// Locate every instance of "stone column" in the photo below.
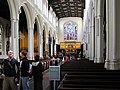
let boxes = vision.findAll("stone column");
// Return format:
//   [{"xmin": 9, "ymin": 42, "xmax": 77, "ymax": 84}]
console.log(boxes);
[
  {"xmin": 38, "ymin": 32, "xmax": 43, "ymax": 58},
  {"xmin": 51, "ymin": 37, "xmax": 53, "ymax": 57},
  {"xmin": 2, "ymin": 25, "xmax": 6, "ymax": 55},
  {"xmin": 89, "ymin": 25, "xmax": 94, "ymax": 60},
  {"xmin": 94, "ymin": 16, "xmax": 98, "ymax": 62},
  {"xmin": 89, "ymin": 7, "xmax": 94, "ymax": 61},
  {"xmin": 86, "ymin": 22, "xmax": 89, "ymax": 59},
  {"xmin": 54, "ymin": 38, "xmax": 57, "ymax": 56},
  {"xmin": 88, "ymin": 27, "xmax": 92, "ymax": 60},
  {"xmin": 115, "ymin": 0, "xmax": 120, "ymax": 69},
  {"xmin": 46, "ymin": 34, "xmax": 48, "ymax": 52},
  {"xmin": 86, "ymin": 31, "xmax": 89, "ymax": 59},
  {"xmin": 88, "ymin": 29, "xmax": 92, "ymax": 60},
  {"xmin": 52, "ymin": 37, "xmax": 54, "ymax": 56},
  {"xmin": 94, "ymin": 0, "xmax": 104, "ymax": 63},
  {"xmin": 105, "ymin": 0, "xmax": 109, "ymax": 69},
  {"xmin": 95, "ymin": 16, "xmax": 104, "ymax": 63},
  {"xmin": 84, "ymin": 16, "xmax": 89, "ymax": 59},
  {"xmin": 94, "ymin": 0, "xmax": 98, "ymax": 63},
  {"xmin": 11, "ymin": 19, "xmax": 19, "ymax": 60},
  {"xmin": 28, "ymin": 27, "xmax": 34, "ymax": 60},
  {"xmin": 91, "ymin": 9, "xmax": 95, "ymax": 60},
  {"xmin": 105, "ymin": 0, "xmax": 120, "ymax": 70}
]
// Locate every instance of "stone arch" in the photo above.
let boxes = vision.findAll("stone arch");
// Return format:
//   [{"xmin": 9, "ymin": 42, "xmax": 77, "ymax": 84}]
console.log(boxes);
[
  {"xmin": 43, "ymin": 23, "xmax": 49, "ymax": 36},
  {"xmin": 34, "ymin": 18, "xmax": 39, "ymax": 32},
  {"xmin": 34, "ymin": 15, "xmax": 43, "ymax": 33},
  {"xmin": 7, "ymin": 0, "xmax": 17, "ymax": 19},
  {"xmin": 34, "ymin": 15, "xmax": 43, "ymax": 55},
  {"xmin": 54, "ymin": 30, "xmax": 57, "ymax": 39},
  {"xmin": 33, "ymin": 18, "xmax": 38, "ymax": 53},
  {"xmin": 0, "ymin": 0, "xmax": 15, "ymax": 56},
  {"xmin": 43, "ymin": 23, "xmax": 49, "ymax": 44},
  {"xmin": 53, "ymin": 29, "xmax": 57, "ymax": 45},
  {"xmin": 33, "ymin": 15, "xmax": 43, "ymax": 52},
  {"xmin": 42, "ymin": 23, "xmax": 47, "ymax": 53},
  {"xmin": 19, "ymin": 2, "xmax": 33, "ymax": 29}
]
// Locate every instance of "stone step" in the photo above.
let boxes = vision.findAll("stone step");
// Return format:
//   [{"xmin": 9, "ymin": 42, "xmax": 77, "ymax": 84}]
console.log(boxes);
[
  {"xmin": 62, "ymin": 80, "xmax": 120, "ymax": 85},
  {"xmin": 65, "ymin": 75, "xmax": 120, "ymax": 80},
  {"xmin": 58, "ymin": 87, "xmax": 120, "ymax": 90},
  {"xmin": 62, "ymin": 71, "xmax": 120, "ymax": 75},
  {"xmin": 62, "ymin": 84, "xmax": 120, "ymax": 89}
]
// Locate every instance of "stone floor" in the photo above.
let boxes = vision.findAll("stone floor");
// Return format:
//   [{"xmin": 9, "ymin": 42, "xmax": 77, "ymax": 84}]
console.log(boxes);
[{"xmin": 29, "ymin": 69, "xmax": 50, "ymax": 90}]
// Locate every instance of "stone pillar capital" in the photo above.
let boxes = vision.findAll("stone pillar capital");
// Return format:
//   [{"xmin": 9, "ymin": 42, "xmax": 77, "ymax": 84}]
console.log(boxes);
[{"xmin": 10, "ymin": 18, "xmax": 19, "ymax": 22}]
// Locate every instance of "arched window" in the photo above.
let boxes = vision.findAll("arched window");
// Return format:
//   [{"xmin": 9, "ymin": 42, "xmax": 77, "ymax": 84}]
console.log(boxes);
[{"xmin": 64, "ymin": 21, "xmax": 77, "ymax": 40}]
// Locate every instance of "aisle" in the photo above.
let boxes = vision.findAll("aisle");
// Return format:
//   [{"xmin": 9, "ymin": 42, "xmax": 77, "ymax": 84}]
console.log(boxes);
[{"xmin": 29, "ymin": 69, "xmax": 50, "ymax": 90}]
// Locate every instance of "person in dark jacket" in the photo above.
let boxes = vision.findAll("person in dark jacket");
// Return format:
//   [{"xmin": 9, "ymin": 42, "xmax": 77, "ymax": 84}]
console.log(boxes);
[
  {"xmin": 2, "ymin": 50, "xmax": 19, "ymax": 90},
  {"xmin": 19, "ymin": 50, "xmax": 30, "ymax": 90},
  {"xmin": 32, "ymin": 55, "xmax": 43, "ymax": 90}
]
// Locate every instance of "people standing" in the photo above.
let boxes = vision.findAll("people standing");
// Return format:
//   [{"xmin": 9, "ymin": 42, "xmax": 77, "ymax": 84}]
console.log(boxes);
[
  {"xmin": 65, "ymin": 54, "xmax": 69, "ymax": 61},
  {"xmin": 19, "ymin": 50, "xmax": 30, "ymax": 90},
  {"xmin": 32, "ymin": 55, "xmax": 43, "ymax": 90},
  {"xmin": 2, "ymin": 50, "xmax": 19, "ymax": 90}
]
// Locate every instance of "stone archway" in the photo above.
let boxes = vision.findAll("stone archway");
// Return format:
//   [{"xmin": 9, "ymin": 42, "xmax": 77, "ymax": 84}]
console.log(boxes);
[
  {"xmin": 52, "ymin": 31, "xmax": 56, "ymax": 56},
  {"xmin": 43, "ymin": 26, "xmax": 46, "ymax": 56},
  {"xmin": 0, "ymin": 0, "xmax": 10, "ymax": 56},
  {"xmin": 19, "ymin": 7, "xmax": 28, "ymax": 52},
  {"xmin": 34, "ymin": 19, "xmax": 39, "ymax": 56},
  {"xmin": 48, "ymin": 30, "xmax": 52, "ymax": 57},
  {"xmin": 19, "ymin": 3, "xmax": 34, "ymax": 60},
  {"xmin": 35, "ymin": 15, "xmax": 43, "ymax": 58}
]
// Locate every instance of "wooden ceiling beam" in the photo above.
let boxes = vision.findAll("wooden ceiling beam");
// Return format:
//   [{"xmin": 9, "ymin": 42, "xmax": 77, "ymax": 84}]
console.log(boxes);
[{"xmin": 49, "ymin": 0, "xmax": 85, "ymax": 19}]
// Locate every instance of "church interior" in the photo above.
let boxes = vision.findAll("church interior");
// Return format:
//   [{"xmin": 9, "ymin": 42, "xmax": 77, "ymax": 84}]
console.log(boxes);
[{"xmin": 0, "ymin": 0, "xmax": 120, "ymax": 90}]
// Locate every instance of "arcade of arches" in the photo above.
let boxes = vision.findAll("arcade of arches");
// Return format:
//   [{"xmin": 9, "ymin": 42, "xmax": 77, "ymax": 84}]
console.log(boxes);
[{"xmin": 0, "ymin": 0, "xmax": 120, "ymax": 70}]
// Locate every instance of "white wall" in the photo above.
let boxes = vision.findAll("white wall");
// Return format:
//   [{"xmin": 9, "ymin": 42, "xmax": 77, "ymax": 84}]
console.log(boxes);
[{"xmin": 58, "ymin": 17, "xmax": 83, "ymax": 43}]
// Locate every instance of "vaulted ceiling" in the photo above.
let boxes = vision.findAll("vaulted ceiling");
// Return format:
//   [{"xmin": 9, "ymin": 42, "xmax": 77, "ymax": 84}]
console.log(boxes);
[{"xmin": 48, "ymin": 0, "xmax": 85, "ymax": 19}]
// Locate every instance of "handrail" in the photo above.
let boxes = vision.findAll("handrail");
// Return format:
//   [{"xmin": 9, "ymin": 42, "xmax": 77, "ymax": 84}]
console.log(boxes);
[{"xmin": 57, "ymin": 73, "xmax": 67, "ymax": 90}]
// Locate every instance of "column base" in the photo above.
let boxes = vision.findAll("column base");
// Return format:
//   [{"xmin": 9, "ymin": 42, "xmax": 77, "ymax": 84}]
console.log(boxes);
[
  {"xmin": 94, "ymin": 57, "xmax": 104, "ymax": 63},
  {"xmin": 89, "ymin": 57, "xmax": 94, "ymax": 61},
  {"xmin": 39, "ymin": 44, "xmax": 43, "ymax": 58},
  {"xmin": 105, "ymin": 59, "xmax": 120, "ymax": 70},
  {"xmin": 39, "ymin": 50, "xmax": 43, "ymax": 59}
]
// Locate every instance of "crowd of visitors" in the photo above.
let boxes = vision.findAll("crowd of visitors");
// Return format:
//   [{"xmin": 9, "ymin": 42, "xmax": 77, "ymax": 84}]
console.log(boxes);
[{"xmin": 0, "ymin": 49, "xmax": 81, "ymax": 90}]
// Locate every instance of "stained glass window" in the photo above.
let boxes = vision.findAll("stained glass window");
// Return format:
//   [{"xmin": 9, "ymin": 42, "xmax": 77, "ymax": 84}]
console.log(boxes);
[{"xmin": 64, "ymin": 21, "xmax": 77, "ymax": 40}]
